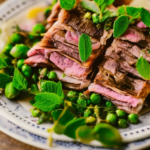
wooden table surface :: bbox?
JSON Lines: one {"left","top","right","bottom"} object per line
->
{"left": 0, "top": 0, "right": 149, "bottom": 150}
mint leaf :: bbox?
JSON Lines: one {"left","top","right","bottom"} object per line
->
{"left": 64, "top": 118, "right": 86, "bottom": 139}
{"left": 80, "top": 0, "right": 100, "bottom": 14}
{"left": 141, "top": 8, "right": 150, "bottom": 27}
{"left": 94, "top": 123, "right": 122, "bottom": 148}
{"left": 54, "top": 107, "right": 75, "bottom": 134}
{"left": 51, "top": 109, "right": 63, "bottom": 121}
{"left": 13, "top": 68, "right": 28, "bottom": 90}
{"left": 0, "top": 73, "right": 12, "bottom": 88}
{"left": 29, "top": 84, "right": 40, "bottom": 95}
{"left": 33, "top": 93, "right": 64, "bottom": 112}
{"left": 79, "top": 33, "right": 92, "bottom": 62}
{"left": 100, "top": 10, "right": 111, "bottom": 23}
{"left": 113, "top": 15, "right": 129, "bottom": 38}
{"left": 60, "top": 0, "right": 76, "bottom": 10}
{"left": 0, "top": 57, "right": 11, "bottom": 70}
{"left": 118, "top": 5, "right": 126, "bottom": 15}
{"left": 126, "top": 7, "right": 142, "bottom": 19}
{"left": 136, "top": 56, "right": 150, "bottom": 80}
{"left": 94, "top": 0, "right": 104, "bottom": 6}
{"left": 41, "top": 81, "right": 64, "bottom": 99}
{"left": 100, "top": 0, "right": 114, "bottom": 13}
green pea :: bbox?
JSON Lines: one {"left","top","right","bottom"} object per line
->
{"left": 77, "top": 99, "right": 87, "bottom": 108}
{"left": 10, "top": 33, "right": 24, "bottom": 44}
{"left": 106, "top": 113, "right": 117, "bottom": 125}
{"left": 2, "top": 44, "right": 13, "bottom": 55}
{"left": 92, "top": 13, "right": 99, "bottom": 23}
{"left": 17, "top": 59, "right": 25, "bottom": 70}
{"left": 84, "top": 12, "right": 92, "bottom": 19}
{"left": 106, "top": 101, "right": 112, "bottom": 108}
{"left": 10, "top": 44, "right": 30, "bottom": 59}
{"left": 32, "top": 24, "right": 46, "bottom": 35}
{"left": 128, "top": 114, "right": 138, "bottom": 124}
{"left": 47, "top": 71, "right": 57, "bottom": 80}
{"left": 22, "top": 64, "right": 32, "bottom": 78}
{"left": 40, "top": 68, "right": 48, "bottom": 78}
{"left": 45, "top": 8, "right": 51, "bottom": 18}
{"left": 118, "top": 118, "right": 128, "bottom": 128}
{"left": 5, "top": 82, "right": 20, "bottom": 99}
{"left": 116, "top": 109, "right": 127, "bottom": 118}
{"left": 90, "top": 93, "right": 101, "bottom": 105}
{"left": 86, "top": 116, "right": 96, "bottom": 125}
{"left": 67, "top": 91, "right": 79, "bottom": 102}
{"left": 87, "top": 99, "right": 91, "bottom": 106}
{"left": 31, "top": 108, "right": 41, "bottom": 117}
{"left": 32, "top": 73, "right": 39, "bottom": 83}
{"left": 84, "top": 109, "right": 93, "bottom": 118}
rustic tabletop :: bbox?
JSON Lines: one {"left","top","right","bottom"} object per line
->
{"left": 0, "top": 0, "right": 149, "bottom": 150}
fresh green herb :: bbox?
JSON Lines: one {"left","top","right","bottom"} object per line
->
{"left": 94, "top": 0, "right": 104, "bottom": 6}
{"left": 64, "top": 118, "right": 86, "bottom": 139}
{"left": 0, "top": 73, "right": 12, "bottom": 88}
{"left": 141, "top": 8, "right": 150, "bottom": 27}
{"left": 0, "top": 57, "right": 11, "bottom": 70}
{"left": 41, "top": 81, "right": 64, "bottom": 99}
{"left": 79, "top": 33, "right": 92, "bottom": 62}
{"left": 76, "top": 125, "right": 95, "bottom": 143}
{"left": 126, "top": 7, "right": 142, "bottom": 19}
{"left": 60, "top": 0, "right": 76, "bottom": 10}
{"left": 94, "top": 123, "right": 122, "bottom": 148}
{"left": 13, "top": 68, "right": 28, "bottom": 90}
{"left": 136, "top": 56, "right": 150, "bottom": 80}
{"left": 29, "top": 84, "right": 40, "bottom": 95}
{"left": 62, "top": 73, "right": 66, "bottom": 78}
{"left": 80, "top": 0, "right": 100, "bottom": 14}
{"left": 33, "top": 93, "right": 64, "bottom": 112}
{"left": 113, "top": 15, "right": 129, "bottom": 38}
{"left": 51, "top": 109, "right": 63, "bottom": 121}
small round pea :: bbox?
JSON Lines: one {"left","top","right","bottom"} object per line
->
{"left": 116, "top": 109, "right": 127, "bottom": 118}
{"left": 90, "top": 93, "right": 101, "bottom": 105}
{"left": 32, "top": 73, "right": 39, "bottom": 83}
{"left": 106, "top": 113, "right": 117, "bottom": 125}
{"left": 5, "top": 82, "right": 20, "bottom": 99}
{"left": 84, "top": 109, "right": 92, "bottom": 118}
{"left": 106, "top": 101, "right": 113, "bottom": 108}
{"left": 47, "top": 71, "right": 57, "bottom": 80}
{"left": 128, "top": 114, "right": 138, "bottom": 124}
{"left": 77, "top": 99, "right": 87, "bottom": 108}
{"left": 86, "top": 116, "right": 96, "bottom": 125}
{"left": 10, "top": 44, "right": 30, "bottom": 59}
{"left": 22, "top": 64, "right": 32, "bottom": 78}
{"left": 2, "top": 44, "right": 13, "bottom": 55}
{"left": 31, "top": 108, "right": 41, "bottom": 117}
{"left": 17, "top": 59, "right": 25, "bottom": 70}
{"left": 92, "top": 13, "right": 99, "bottom": 23}
{"left": 32, "top": 24, "right": 46, "bottom": 35}
{"left": 67, "top": 91, "right": 79, "bottom": 102}
{"left": 118, "top": 118, "right": 128, "bottom": 128}
{"left": 10, "top": 33, "right": 24, "bottom": 44}
{"left": 40, "top": 68, "right": 48, "bottom": 78}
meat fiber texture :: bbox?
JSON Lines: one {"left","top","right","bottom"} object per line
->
{"left": 88, "top": 26, "right": 150, "bottom": 114}
{"left": 25, "top": 2, "right": 113, "bottom": 90}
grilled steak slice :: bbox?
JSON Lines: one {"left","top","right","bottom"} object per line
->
{"left": 53, "top": 70, "right": 91, "bottom": 90}
{"left": 88, "top": 83, "right": 143, "bottom": 114}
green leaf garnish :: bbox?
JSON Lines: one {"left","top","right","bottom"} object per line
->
{"left": 0, "top": 56, "right": 11, "bottom": 70}
{"left": 94, "top": 0, "right": 104, "bottom": 6}
{"left": 13, "top": 68, "right": 28, "bottom": 90}
{"left": 60, "top": 0, "right": 76, "bottom": 10}
{"left": 51, "top": 109, "right": 63, "bottom": 121}
{"left": 141, "top": 8, "right": 150, "bottom": 27}
{"left": 29, "top": 84, "right": 40, "bottom": 95}
{"left": 76, "top": 125, "right": 95, "bottom": 143}
{"left": 126, "top": 7, "right": 142, "bottom": 19}
{"left": 136, "top": 56, "right": 150, "bottom": 80}
{"left": 41, "top": 81, "right": 64, "bottom": 99}
{"left": 113, "top": 15, "right": 129, "bottom": 38}
{"left": 64, "top": 118, "right": 86, "bottom": 139}
{"left": 80, "top": 0, "right": 100, "bottom": 14}
{"left": 79, "top": 33, "right": 92, "bottom": 62}
{"left": 94, "top": 123, "right": 122, "bottom": 148}
{"left": 0, "top": 73, "right": 12, "bottom": 88}
{"left": 33, "top": 93, "right": 64, "bottom": 112}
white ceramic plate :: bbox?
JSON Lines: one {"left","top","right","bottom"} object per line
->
{"left": 1, "top": 0, "right": 150, "bottom": 149}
